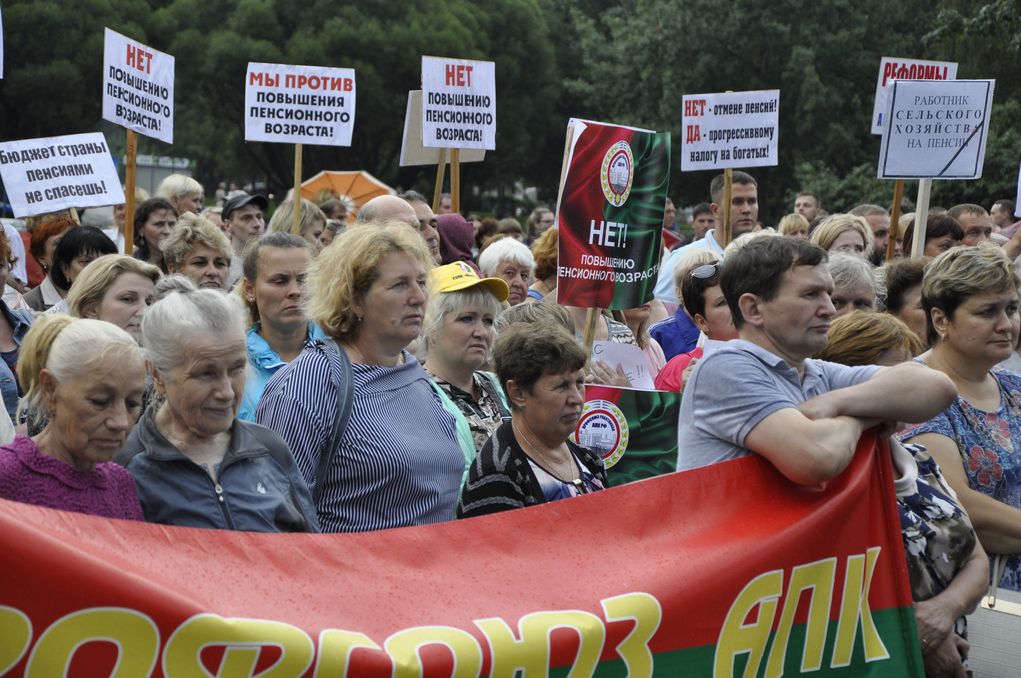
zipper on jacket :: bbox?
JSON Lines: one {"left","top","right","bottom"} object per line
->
{"left": 208, "top": 477, "right": 236, "bottom": 530}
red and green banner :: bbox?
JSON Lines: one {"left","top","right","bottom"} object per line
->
{"left": 0, "top": 432, "right": 921, "bottom": 677}
{"left": 574, "top": 385, "right": 681, "bottom": 486}
{"left": 556, "top": 119, "right": 670, "bottom": 310}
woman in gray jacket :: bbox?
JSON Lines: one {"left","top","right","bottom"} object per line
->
{"left": 117, "top": 276, "right": 318, "bottom": 532}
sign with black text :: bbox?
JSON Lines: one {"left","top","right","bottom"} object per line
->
{"left": 102, "top": 28, "right": 174, "bottom": 144}
{"left": 871, "top": 57, "right": 957, "bottom": 134}
{"left": 0, "top": 133, "right": 124, "bottom": 217}
{"left": 878, "top": 79, "right": 994, "bottom": 180}
{"left": 556, "top": 119, "right": 670, "bottom": 309}
{"left": 421, "top": 56, "right": 495, "bottom": 150}
{"left": 681, "top": 90, "right": 779, "bottom": 171}
{"left": 245, "top": 62, "right": 356, "bottom": 145}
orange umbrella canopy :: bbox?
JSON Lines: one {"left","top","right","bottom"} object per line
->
{"left": 300, "top": 170, "right": 394, "bottom": 221}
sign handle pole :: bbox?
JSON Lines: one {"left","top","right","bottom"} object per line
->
{"left": 124, "top": 129, "right": 138, "bottom": 255}
{"left": 720, "top": 168, "right": 733, "bottom": 248}
{"left": 887, "top": 179, "right": 904, "bottom": 261}
{"left": 582, "top": 307, "right": 601, "bottom": 361}
{"left": 911, "top": 179, "right": 932, "bottom": 259}
{"left": 292, "top": 143, "right": 303, "bottom": 235}
{"left": 451, "top": 149, "right": 461, "bottom": 214}
{"left": 432, "top": 149, "right": 447, "bottom": 213}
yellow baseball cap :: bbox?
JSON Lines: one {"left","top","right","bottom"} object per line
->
{"left": 428, "top": 262, "right": 510, "bottom": 302}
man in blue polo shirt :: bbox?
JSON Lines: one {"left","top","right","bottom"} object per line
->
{"left": 677, "top": 237, "right": 956, "bottom": 486}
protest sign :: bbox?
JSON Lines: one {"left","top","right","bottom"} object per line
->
{"left": 590, "top": 341, "right": 655, "bottom": 389}
{"left": 0, "top": 133, "right": 123, "bottom": 217}
{"left": 102, "top": 28, "right": 175, "bottom": 144}
{"left": 0, "top": 432, "right": 923, "bottom": 676}
{"left": 878, "top": 79, "right": 995, "bottom": 180}
{"left": 244, "top": 62, "right": 356, "bottom": 146}
{"left": 680, "top": 89, "right": 780, "bottom": 171}
{"left": 400, "top": 90, "right": 486, "bottom": 166}
{"left": 871, "top": 57, "right": 957, "bottom": 134}
{"left": 574, "top": 385, "right": 680, "bottom": 484}
{"left": 421, "top": 56, "right": 496, "bottom": 151}
{"left": 556, "top": 119, "right": 670, "bottom": 310}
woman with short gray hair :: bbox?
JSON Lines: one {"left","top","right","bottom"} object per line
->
{"left": 116, "top": 275, "right": 319, "bottom": 532}
{"left": 478, "top": 237, "right": 534, "bottom": 306}
{"left": 828, "top": 253, "right": 878, "bottom": 319}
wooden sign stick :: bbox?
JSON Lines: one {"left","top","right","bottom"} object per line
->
{"left": 887, "top": 179, "right": 904, "bottom": 261}
{"left": 451, "top": 149, "right": 461, "bottom": 213}
{"left": 432, "top": 148, "right": 447, "bottom": 212}
{"left": 911, "top": 179, "right": 932, "bottom": 259}
{"left": 124, "top": 130, "right": 138, "bottom": 255}
{"left": 720, "top": 168, "right": 733, "bottom": 247}
{"left": 292, "top": 144, "right": 303, "bottom": 234}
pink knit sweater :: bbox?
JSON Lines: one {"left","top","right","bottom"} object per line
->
{"left": 0, "top": 435, "right": 143, "bottom": 520}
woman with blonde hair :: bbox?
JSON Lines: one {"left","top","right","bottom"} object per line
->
{"left": 816, "top": 312, "right": 923, "bottom": 366}
{"left": 257, "top": 223, "right": 474, "bottom": 532}
{"left": 156, "top": 174, "right": 204, "bottom": 215}
{"left": 266, "top": 198, "right": 328, "bottom": 254}
{"left": 809, "top": 214, "right": 874, "bottom": 259}
{"left": 160, "top": 213, "right": 234, "bottom": 290}
{"left": 66, "top": 254, "right": 160, "bottom": 344}
{"left": 776, "top": 213, "right": 810, "bottom": 239}
{"left": 1, "top": 315, "right": 145, "bottom": 519}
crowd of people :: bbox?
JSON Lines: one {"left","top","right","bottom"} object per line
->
{"left": 0, "top": 168, "right": 1019, "bottom": 676}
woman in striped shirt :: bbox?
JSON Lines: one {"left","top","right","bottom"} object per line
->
{"left": 257, "top": 223, "right": 474, "bottom": 532}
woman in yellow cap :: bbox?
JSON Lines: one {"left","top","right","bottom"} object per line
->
{"left": 423, "top": 262, "right": 511, "bottom": 454}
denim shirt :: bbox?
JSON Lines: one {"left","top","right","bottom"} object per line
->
{"left": 0, "top": 302, "right": 33, "bottom": 419}
{"left": 238, "top": 322, "right": 327, "bottom": 422}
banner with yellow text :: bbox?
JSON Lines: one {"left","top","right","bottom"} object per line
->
{"left": 0, "top": 433, "right": 922, "bottom": 677}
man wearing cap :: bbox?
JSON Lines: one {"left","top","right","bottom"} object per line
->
{"left": 422, "top": 262, "right": 511, "bottom": 454}
{"left": 223, "top": 192, "right": 268, "bottom": 288}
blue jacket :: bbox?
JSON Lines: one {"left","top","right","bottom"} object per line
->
{"left": 238, "top": 322, "right": 327, "bottom": 422}
{"left": 0, "top": 302, "right": 33, "bottom": 419}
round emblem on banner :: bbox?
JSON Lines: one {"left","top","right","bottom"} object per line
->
{"left": 573, "top": 400, "right": 630, "bottom": 469}
{"left": 600, "top": 141, "right": 634, "bottom": 207}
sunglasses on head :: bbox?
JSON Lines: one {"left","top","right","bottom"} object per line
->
{"left": 690, "top": 262, "right": 721, "bottom": 279}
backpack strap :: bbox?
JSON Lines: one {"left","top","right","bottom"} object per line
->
{"left": 312, "top": 338, "right": 353, "bottom": 504}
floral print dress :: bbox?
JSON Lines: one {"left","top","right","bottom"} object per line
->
{"left": 902, "top": 369, "right": 1021, "bottom": 592}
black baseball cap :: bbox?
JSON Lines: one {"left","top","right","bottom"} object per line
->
{"left": 222, "top": 193, "right": 268, "bottom": 220}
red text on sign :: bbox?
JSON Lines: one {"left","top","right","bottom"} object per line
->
{"left": 685, "top": 99, "right": 707, "bottom": 117}
{"left": 445, "top": 64, "right": 474, "bottom": 87}
{"left": 125, "top": 45, "right": 153, "bottom": 74}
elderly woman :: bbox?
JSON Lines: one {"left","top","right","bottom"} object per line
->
{"left": 27, "top": 226, "right": 118, "bottom": 313}
{"left": 422, "top": 262, "right": 510, "bottom": 454}
{"left": 903, "top": 214, "right": 963, "bottom": 257}
{"left": 160, "top": 213, "right": 234, "bottom": 290}
{"left": 828, "top": 253, "right": 878, "bottom": 319}
{"left": 817, "top": 309, "right": 989, "bottom": 676}
{"left": 526, "top": 227, "right": 558, "bottom": 301}
{"left": 457, "top": 324, "right": 606, "bottom": 517}
{"left": 66, "top": 254, "right": 160, "bottom": 344}
{"left": 257, "top": 223, "right": 473, "bottom": 532}
{"left": 0, "top": 315, "right": 144, "bottom": 519}
{"left": 809, "top": 213, "right": 874, "bottom": 259}
{"left": 116, "top": 276, "right": 318, "bottom": 532}
{"left": 902, "top": 244, "right": 1021, "bottom": 597}
{"left": 266, "top": 198, "right": 328, "bottom": 254}
{"left": 879, "top": 257, "right": 930, "bottom": 348}
{"left": 132, "top": 197, "right": 177, "bottom": 273}
{"left": 156, "top": 173, "right": 204, "bottom": 215}
{"left": 238, "top": 233, "right": 325, "bottom": 421}
{"left": 479, "top": 236, "right": 534, "bottom": 306}
{"left": 527, "top": 207, "right": 555, "bottom": 242}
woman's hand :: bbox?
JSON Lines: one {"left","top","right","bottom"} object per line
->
{"left": 921, "top": 633, "right": 968, "bottom": 678}
{"left": 587, "top": 360, "right": 630, "bottom": 387}
{"left": 680, "top": 358, "right": 699, "bottom": 389}
{"left": 913, "top": 597, "right": 956, "bottom": 655}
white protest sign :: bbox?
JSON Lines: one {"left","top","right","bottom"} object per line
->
{"left": 590, "top": 341, "right": 655, "bottom": 390}
{"left": 681, "top": 90, "right": 779, "bottom": 171}
{"left": 0, "top": 133, "right": 124, "bottom": 217}
{"left": 878, "top": 79, "right": 994, "bottom": 180}
{"left": 245, "top": 62, "right": 356, "bottom": 146}
{"left": 871, "top": 57, "right": 957, "bottom": 135}
{"left": 1015, "top": 163, "right": 1021, "bottom": 217}
{"left": 421, "top": 56, "right": 495, "bottom": 150}
{"left": 400, "top": 90, "right": 486, "bottom": 166}
{"left": 102, "top": 28, "right": 174, "bottom": 144}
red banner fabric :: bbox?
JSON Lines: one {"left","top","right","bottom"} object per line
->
{"left": 0, "top": 432, "right": 921, "bottom": 676}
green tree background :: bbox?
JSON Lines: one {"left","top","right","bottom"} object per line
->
{"left": 0, "top": 0, "right": 1018, "bottom": 221}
